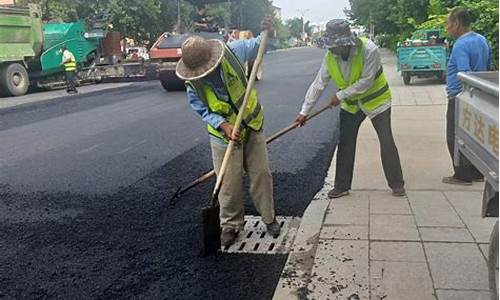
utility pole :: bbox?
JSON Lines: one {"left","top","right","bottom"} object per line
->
{"left": 224, "top": 0, "right": 231, "bottom": 31}
{"left": 176, "top": 0, "right": 181, "bottom": 34}
{"left": 368, "top": 6, "right": 374, "bottom": 40}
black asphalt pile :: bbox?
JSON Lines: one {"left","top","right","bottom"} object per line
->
{"left": 0, "top": 137, "right": 336, "bottom": 299}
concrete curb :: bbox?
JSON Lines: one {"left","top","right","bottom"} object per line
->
{"left": 272, "top": 155, "right": 335, "bottom": 300}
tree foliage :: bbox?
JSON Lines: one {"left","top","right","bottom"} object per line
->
{"left": 15, "top": 0, "right": 278, "bottom": 45}
{"left": 284, "top": 17, "right": 312, "bottom": 39}
{"left": 347, "top": 0, "right": 498, "bottom": 65}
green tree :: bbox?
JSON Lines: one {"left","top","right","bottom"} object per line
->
{"left": 347, "top": 0, "right": 498, "bottom": 65}
{"left": 230, "top": 0, "right": 273, "bottom": 34}
{"left": 285, "top": 17, "right": 312, "bottom": 38}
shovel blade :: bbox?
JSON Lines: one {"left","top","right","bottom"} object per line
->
{"left": 200, "top": 205, "right": 221, "bottom": 256}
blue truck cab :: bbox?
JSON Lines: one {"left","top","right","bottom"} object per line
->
{"left": 397, "top": 29, "right": 449, "bottom": 85}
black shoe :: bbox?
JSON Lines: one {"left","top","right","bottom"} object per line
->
{"left": 221, "top": 227, "right": 238, "bottom": 247}
{"left": 442, "top": 176, "right": 472, "bottom": 186}
{"left": 392, "top": 187, "right": 406, "bottom": 197}
{"left": 266, "top": 220, "right": 281, "bottom": 238}
{"left": 328, "top": 189, "right": 349, "bottom": 199}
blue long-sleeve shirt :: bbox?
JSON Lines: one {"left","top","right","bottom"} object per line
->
{"left": 446, "top": 32, "right": 492, "bottom": 97}
{"left": 187, "top": 35, "right": 262, "bottom": 130}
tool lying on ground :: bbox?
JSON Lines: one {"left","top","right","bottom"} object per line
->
{"left": 170, "top": 104, "right": 331, "bottom": 206}
{"left": 201, "top": 29, "right": 270, "bottom": 256}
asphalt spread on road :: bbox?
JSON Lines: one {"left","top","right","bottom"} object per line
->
{"left": 1, "top": 135, "right": 336, "bottom": 299}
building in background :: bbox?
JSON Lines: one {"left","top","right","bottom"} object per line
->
{"left": 273, "top": 5, "right": 282, "bottom": 21}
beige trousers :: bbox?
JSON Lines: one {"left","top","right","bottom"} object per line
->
{"left": 210, "top": 130, "right": 275, "bottom": 230}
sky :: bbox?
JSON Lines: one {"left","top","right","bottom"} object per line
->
{"left": 272, "top": 0, "right": 350, "bottom": 25}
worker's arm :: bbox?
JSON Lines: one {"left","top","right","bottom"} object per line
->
{"left": 300, "top": 58, "right": 331, "bottom": 116}
{"left": 187, "top": 86, "right": 225, "bottom": 129}
{"left": 294, "top": 58, "right": 333, "bottom": 126}
{"left": 227, "top": 35, "right": 261, "bottom": 65}
{"left": 227, "top": 17, "right": 273, "bottom": 64}
{"left": 187, "top": 86, "right": 239, "bottom": 140}
{"left": 193, "top": 21, "right": 209, "bottom": 29}
{"left": 61, "top": 51, "right": 67, "bottom": 65}
{"left": 336, "top": 39, "right": 381, "bottom": 101}
{"left": 454, "top": 44, "right": 472, "bottom": 72}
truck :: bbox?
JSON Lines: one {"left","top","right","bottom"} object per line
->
{"left": 0, "top": 4, "right": 151, "bottom": 97}
{"left": 396, "top": 29, "right": 448, "bottom": 85}
{"left": 454, "top": 71, "right": 499, "bottom": 300}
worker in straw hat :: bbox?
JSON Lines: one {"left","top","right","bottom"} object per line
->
{"left": 295, "top": 19, "right": 406, "bottom": 199}
{"left": 176, "top": 17, "right": 280, "bottom": 247}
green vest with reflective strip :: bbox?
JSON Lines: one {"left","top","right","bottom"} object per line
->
{"left": 63, "top": 51, "right": 77, "bottom": 72}
{"left": 186, "top": 46, "right": 264, "bottom": 143}
{"left": 325, "top": 37, "right": 391, "bottom": 114}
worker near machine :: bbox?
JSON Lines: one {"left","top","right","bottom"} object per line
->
{"left": 295, "top": 19, "right": 406, "bottom": 198}
{"left": 175, "top": 17, "right": 280, "bottom": 247}
{"left": 192, "top": 4, "right": 215, "bottom": 32}
{"left": 442, "top": 7, "right": 492, "bottom": 185}
{"left": 60, "top": 45, "right": 78, "bottom": 94}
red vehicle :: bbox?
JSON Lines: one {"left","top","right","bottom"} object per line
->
{"left": 149, "top": 0, "right": 264, "bottom": 91}
{"left": 150, "top": 31, "right": 224, "bottom": 91}
{"left": 150, "top": 30, "right": 264, "bottom": 91}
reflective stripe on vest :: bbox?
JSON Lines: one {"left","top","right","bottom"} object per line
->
{"left": 325, "top": 37, "right": 391, "bottom": 114}
{"left": 64, "top": 61, "right": 76, "bottom": 72}
{"left": 186, "top": 45, "right": 264, "bottom": 143}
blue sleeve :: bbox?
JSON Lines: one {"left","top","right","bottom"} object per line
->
{"left": 453, "top": 43, "right": 472, "bottom": 72}
{"left": 227, "top": 34, "right": 262, "bottom": 64}
{"left": 187, "top": 86, "right": 226, "bottom": 129}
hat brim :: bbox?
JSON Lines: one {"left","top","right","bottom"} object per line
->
{"left": 176, "top": 39, "right": 225, "bottom": 81}
{"left": 322, "top": 34, "right": 358, "bottom": 48}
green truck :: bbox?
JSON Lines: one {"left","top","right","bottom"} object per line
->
{"left": 0, "top": 4, "right": 148, "bottom": 97}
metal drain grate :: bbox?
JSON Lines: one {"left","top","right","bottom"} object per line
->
{"left": 221, "top": 216, "right": 301, "bottom": 254}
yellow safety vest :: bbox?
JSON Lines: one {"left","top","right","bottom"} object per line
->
{"left": 325, "top": 37, "right": 391, "bottom": 114}
{"left": 186, "top": 45, "right": 264, "bottom": 143}
{"left": 63, "top": 50, "right": 77, "bottom": 72}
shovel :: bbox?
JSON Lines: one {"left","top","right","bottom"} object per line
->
{"left": 200, "top": 30, "right": 270, "bottom": 256}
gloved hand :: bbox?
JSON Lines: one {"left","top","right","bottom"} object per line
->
{"left": 330, "top": 94, "right": 341, "bottom": 107}
{"left": 220, "top": 122, "right": 240, "bottom": 141}
{"left": 295, "top": 114, "right": 307, "bottom": 127}
{"left": 260, "top": 16, "right": 274, "bottom": 32}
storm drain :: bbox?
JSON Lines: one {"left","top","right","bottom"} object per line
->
{"left": 221, "top": 216, "right": 301, "bottom": 255}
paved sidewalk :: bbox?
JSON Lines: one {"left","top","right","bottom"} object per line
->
{"left": 273, "top": 49, "right": 497, "bottom": 300}
{"left": 0, "top": 82, "right": 134, "bottom": 111}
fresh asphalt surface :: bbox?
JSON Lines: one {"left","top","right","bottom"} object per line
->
{"left": 0, "top": 48, "right": 339, "bottom": 299}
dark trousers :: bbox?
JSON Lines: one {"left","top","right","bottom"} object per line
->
{"left": 446, "top": 96, "right": 482, "bottom": 181}
{"left": 65, "top": 71, "right": 78, "bottom": 93}
{"left": 334, "top": 108, "right": 405, "bottom": 191}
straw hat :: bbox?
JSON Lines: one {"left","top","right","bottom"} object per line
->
{"left": 176, "top": 36, "right": 225, "bottom": 81}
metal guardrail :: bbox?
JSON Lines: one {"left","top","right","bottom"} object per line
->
{"left": 458, "top": 72, "right": 499, "bottom": 98}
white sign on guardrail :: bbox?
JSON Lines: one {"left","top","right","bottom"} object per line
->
{"left": 459, "top": 102, "right": 499, "bottom": 159}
